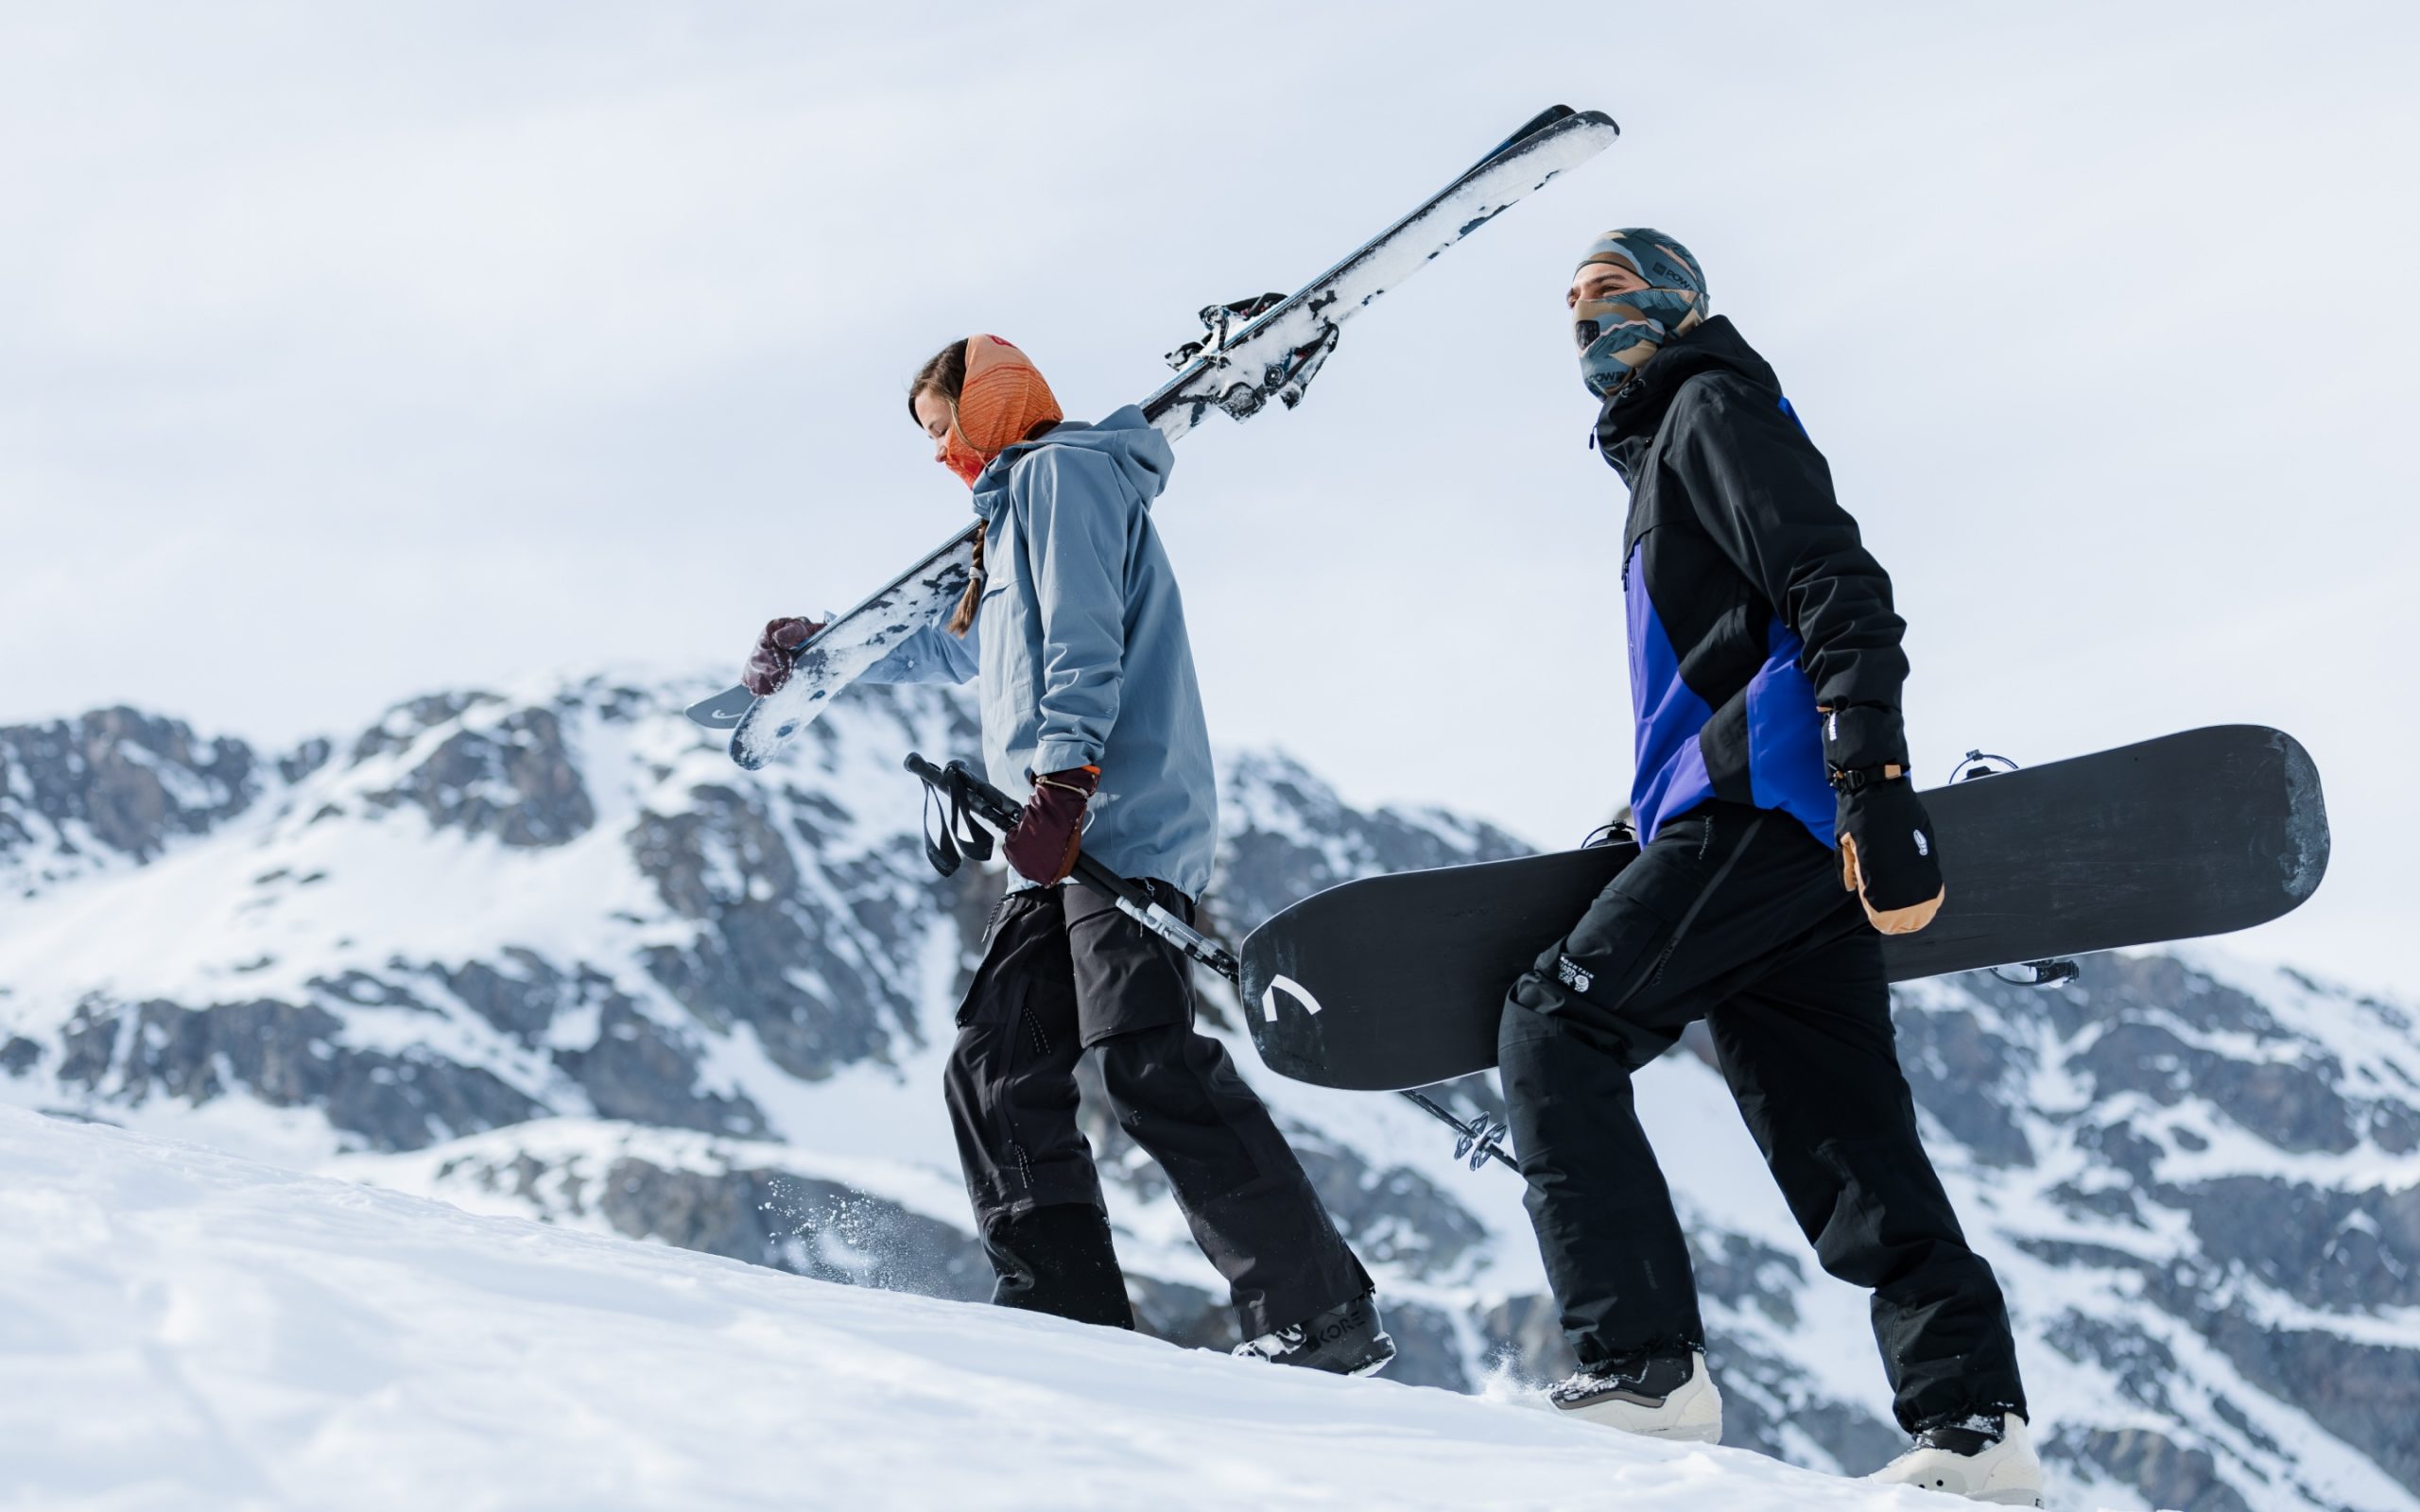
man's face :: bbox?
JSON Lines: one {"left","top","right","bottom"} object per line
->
{"left": 1567, "top": 260, "right": 1650, "bottom": 311}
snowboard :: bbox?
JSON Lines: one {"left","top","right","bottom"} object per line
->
{"left": 686, "top": 103, "right": 1621, "bottom": 767}
{"left": 1240, "top": 725, "right": 2331, "bottom": 1092}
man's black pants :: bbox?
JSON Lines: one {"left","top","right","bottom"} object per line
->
{"left": 1497, "top": 800, "right": 2028, "bottom": 1433}
{"left": 945, "top": 879, "right": 1369, "bottom": 1337}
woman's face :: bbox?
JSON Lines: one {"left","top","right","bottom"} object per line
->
{"left": 912, "top": 386, "right": 956, "bottom": 465}
{"left": 1567, "top": 260, "right": 1650, "bottom": 309}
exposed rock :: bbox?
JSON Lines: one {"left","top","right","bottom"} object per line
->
{"left": 2052, "top": 1426, "right": 2254, "bottom": 1512}
{"left": 1374, "top": 1300, "right": 1472, "bottom": 1392}
{"left": 278, "top": 737, "right": 333, "bottom": 785}
{"left": 1126, "top": 1273, "right": 1233, "bottom": 1349}
{"left": 0, "top": 708, "right": 258, "bottom": 880}
{"left": 1210, "top": 751, "right": 1530, "bottom": 935}
{"left": 1891, "top": 1004, "right": 2035, "bottom": 1167}
{"left": 2041, "top": 1313, "right": 2183, "bottom": 1418}
{"left": 553, "top": 995, "right": 768, "bottom": 1138}
{"left": 441, "top": 949, "right": 575, "bottom": 1045}
{"left": 2171, "top": 1176, "right": 2420, "bottom": 1312}
{"left": 1289, "top": 1137, "right": 1492, "bottom": 1282}
{"left": 56, "top": 995, "right": 544, "bottom": 1150}
{"left": 630, "top": 787, "right": 937, "bottom": 1080}
{"left": 598, "top": 1158, "right": 994, "bottom": 1303}
{"left": 362, "top": 705, "right": 596, "bottom": 848}
{"left": 1478, "top": 1293, "right": 1576, "bottom": 1384}
{"left": 1706, "top": 1335, "right": 1905, "bottom": 1471}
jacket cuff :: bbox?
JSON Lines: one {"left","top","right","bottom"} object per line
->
{"left": 1033, "top": 739, "right": 1102, "bottom": 776}
{"left": 1822, "top": 703, "right": 1910, "bottom": 774}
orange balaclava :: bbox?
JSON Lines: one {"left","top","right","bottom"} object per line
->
{"left": 941, "top": 335, "right": 1063, "bottom": 486}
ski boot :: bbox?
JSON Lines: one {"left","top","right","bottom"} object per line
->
{"left": 1233, "top": 1291, "right": 1396, "bottom": 1377}
{"left": 1867, "top": 1413, "right": 2045, "bottom": 1507}
{"left": 1547, "top": 1349, "right": 1722, "bottom": 1443}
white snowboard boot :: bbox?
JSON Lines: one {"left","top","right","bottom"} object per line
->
{"left": 1547, "top": 1349, "right": 1722, "bottom": 1443}
{"left": 1868, "top": 1413, "right": 2046, "bottom": 1506}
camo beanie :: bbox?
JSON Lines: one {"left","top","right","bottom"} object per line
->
{"left": 1572, "top": 229, "right": 1708, "bottom": 399}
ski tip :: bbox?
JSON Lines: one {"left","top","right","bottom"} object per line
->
{"left": 683, "top": 684, "right": 758, "bottom": 731}
{"left": 1481, "top": 106, "right": 1575, "bottom": 163}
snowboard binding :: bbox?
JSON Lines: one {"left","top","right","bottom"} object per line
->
{"left": 1954, "top": 750, "right": 2083, "bottom": 989}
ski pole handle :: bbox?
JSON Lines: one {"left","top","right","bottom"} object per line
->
{"left": 902, "top": 752, "right": 1242, "bottom": 981}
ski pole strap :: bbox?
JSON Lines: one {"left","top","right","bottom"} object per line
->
{"left": 918, "top": 780, "right": 960, "bottom": 877}
{"left": 908, "top": 753, "right": 995, "bottom": 878}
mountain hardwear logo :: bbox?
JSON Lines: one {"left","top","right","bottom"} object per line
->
{"left": 1557, "top": 955, "right": 1594, "bottom": 994}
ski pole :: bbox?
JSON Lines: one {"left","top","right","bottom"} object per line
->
{"left": 904, "top": 752, "right": 1517, "bottom": 1174}
{"left": 904, "top": 753, "right": 1239, "bottom": 978}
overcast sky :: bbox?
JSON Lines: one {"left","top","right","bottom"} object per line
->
{"left": 5, "top": 2, "right": 2416, "bottom": 991}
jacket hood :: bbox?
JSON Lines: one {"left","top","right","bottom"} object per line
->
{"left": 972, "top": 404, "right": 1174, "bottom": 524}
{"left": 1594, "top": 316, "right": 1783, "bottom": 482}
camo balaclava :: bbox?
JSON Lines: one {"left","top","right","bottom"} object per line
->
{"left": 1572, "top": 228, "right": 1708, "bottom": 399}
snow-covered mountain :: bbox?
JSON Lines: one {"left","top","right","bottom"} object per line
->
{"left": 1, "top": 1103, "right": 1993, "bottom": 1511}
{"left": 2, "top": 679, "right": 2414, "bottom": 1511}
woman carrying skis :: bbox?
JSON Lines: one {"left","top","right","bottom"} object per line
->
{"left": 1498, "top": 232, "right": 2042, "bottom": 1505}
{"left": 741, "top": 335, "right": 1391, "bottom": 1374}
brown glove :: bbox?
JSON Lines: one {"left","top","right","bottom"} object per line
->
{"left": 1834, "top": 770, "right": 1945, "bottom": 935}
{"left": 742, "top": 617, "right": 823, "bottom": 697}
{"left": 1002, "top": 765, "right": 1099, "bottom": 885}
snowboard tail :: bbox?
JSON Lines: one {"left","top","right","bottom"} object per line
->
{"left": 1241, "top": 726, "right": 2329, "bottom": 1092}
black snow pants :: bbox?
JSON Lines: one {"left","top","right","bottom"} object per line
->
{"left": 944, "top": 879, "right": 1370, "bottom": 1337}
{"left": 1497, "top": 799, "right": 2028, "bottom": 1433}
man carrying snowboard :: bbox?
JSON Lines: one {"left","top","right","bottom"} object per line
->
{"left": 1502, "top": 231, "right": 2040, "bottom": 1504}
{"left": 741, "top": 335, "right": 1392, "bottom": 1375}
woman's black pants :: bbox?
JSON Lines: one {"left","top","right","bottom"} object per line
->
{"left": 945, "top": 879, "right": 1369, "bottom": 1337}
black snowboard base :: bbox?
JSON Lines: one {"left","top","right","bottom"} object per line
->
{"left": 1240, "top": 725, "right": 2329, "bottom": 1091}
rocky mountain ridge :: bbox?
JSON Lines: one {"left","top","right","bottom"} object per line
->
{"left": 3, "top": 679, "right": 2415, "bottom": 1511}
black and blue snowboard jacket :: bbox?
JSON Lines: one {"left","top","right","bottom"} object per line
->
{"left": 1598, "top": 316, "right": 1911, "bottom": 850}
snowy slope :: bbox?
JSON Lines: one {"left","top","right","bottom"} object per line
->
{"left": 3, "top": 678, "right": 2417, "bottom": 1511}
{"left": 0, "top": 1104, "right": 1983, "bottom": 1512}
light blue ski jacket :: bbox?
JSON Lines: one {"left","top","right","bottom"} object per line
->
{"left": 858, "top": 406, "right": 1219, "bottom": 899}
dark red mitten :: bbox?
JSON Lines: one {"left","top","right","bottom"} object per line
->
{"left": 742, "top": 617, "right": 822, "bottom": 697}
{"left": 1002, "top": 765, "right": 1100, "bottom": 884}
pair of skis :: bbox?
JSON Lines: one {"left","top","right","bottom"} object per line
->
{"left": 685, "top": 104, "right": 1621, "bottom": 766}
